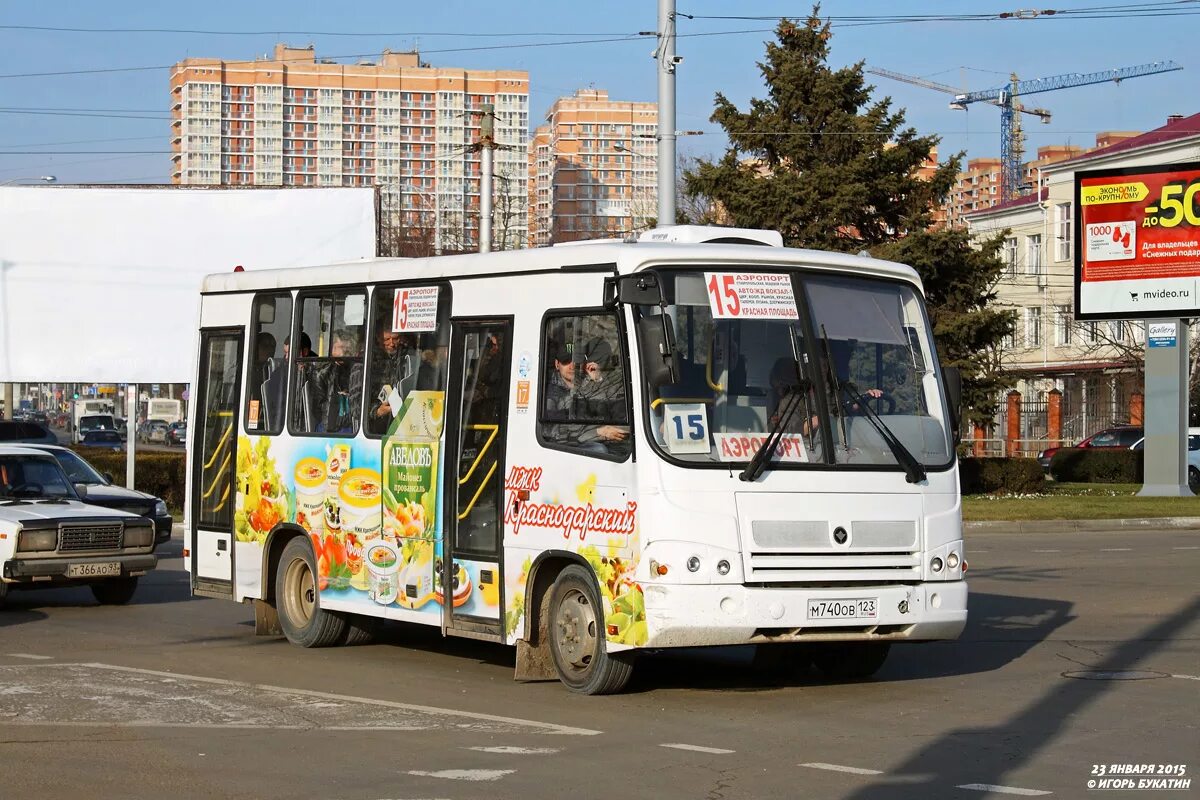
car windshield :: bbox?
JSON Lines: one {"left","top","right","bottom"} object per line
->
{"left": 636, "top": 269, "right": 952, "bottom": 470}
{"left": 52, "top": 449, "right": 106, "bottom": 485}
{"left": 79, "top": 415, "right": 111, "bottom": 431}
{"left": 0, "top": 454, "right": 75, "bottom": 499}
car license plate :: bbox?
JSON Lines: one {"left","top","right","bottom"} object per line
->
{"left": 67, "top": 562, "right": 121, "bottom": 578}
{"left": 807, "top": 598, "right": 878, "bottom": 620}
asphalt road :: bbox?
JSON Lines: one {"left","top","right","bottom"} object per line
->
{"left": 1, "top": 528, "right": 1197, "bottom": 800}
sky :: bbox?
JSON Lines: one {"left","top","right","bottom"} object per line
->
{"left": 0, "top": 0, "right": 1195, "bottom": 184}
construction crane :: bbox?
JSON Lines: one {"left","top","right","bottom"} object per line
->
{"left": 869, "top": 61, "right": 1183, "bottom": 201}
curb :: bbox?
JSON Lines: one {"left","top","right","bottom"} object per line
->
{"left": 965, "top": 517, "right": 1200, "bottom": 533}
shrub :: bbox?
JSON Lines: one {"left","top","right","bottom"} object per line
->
{"left": 1049, "top": 448, "right": 1143, "bottom": 484}
{"left": 959, "top": 457, "right": 1045, "bottom": 495}
{"left": 70, "top": 447, "right": 186, "bottom": 509}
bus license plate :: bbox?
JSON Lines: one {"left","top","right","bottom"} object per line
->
{"left": 67, "top": 562, "right": 121, "bottom": 578}
{"left": 807, "top": 598, "right": 877, "bottom": 620}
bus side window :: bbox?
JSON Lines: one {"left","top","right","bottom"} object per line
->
{"left": 289, "top": 289, "right": 367, "bottom": 436}
{"left": 363, "top": 284, "right": 451, "bottom": 438}
{"left": 246, "top": 293, "right": 293, "bottom": 434}
{"left": 538, "top": 311, "right": 631, "bottom": 460}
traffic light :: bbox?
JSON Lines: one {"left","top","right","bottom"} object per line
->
{"left": 72, "top": 392, "right": 79, "bottom": 399}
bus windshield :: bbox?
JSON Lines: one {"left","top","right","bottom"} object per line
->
{"left": 637, "top": 269, "right": 952, "bottom": 471}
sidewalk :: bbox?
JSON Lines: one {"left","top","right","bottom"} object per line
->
{"left": 965, "top": 517, "right": 1200, "bottom": 533}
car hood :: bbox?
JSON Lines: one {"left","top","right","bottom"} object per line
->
{"left": 79, "top": 484, "right": 160, "bottom": 515}
{"left": 0, "top": 499, "right": 144, "bottom": 525}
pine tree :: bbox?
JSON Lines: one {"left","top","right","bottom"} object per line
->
{"left": 684, "top": 8, "right": 1014, "bottom": 425}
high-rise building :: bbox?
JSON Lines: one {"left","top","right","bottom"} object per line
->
{"left": 528, "top": 89, "right": 657, "bottom": 247}
{"left": 171, "top": 44, "right": 530, "bottom": 252}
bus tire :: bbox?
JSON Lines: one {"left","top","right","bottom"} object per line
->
{"left": 547, "top": 564, "right": 634, "bottom": 695}
{"left": 276, "top": 537, "right": 347, "bottom": 648}
{"left": 811, "top": 642, "right": 891, "bottom": 681}
{"left": 338, "top": 613, "right": 380, "bottom": 646}
{"left": 91, "top": 577, "right": 138, "bottom": 606}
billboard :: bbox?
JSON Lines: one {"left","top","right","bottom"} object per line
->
{"left": 0, "top": 186, "right": 376, "bottom": 383}
{"left": 1075, "top": 162, "right": 1200, "bottom": 320}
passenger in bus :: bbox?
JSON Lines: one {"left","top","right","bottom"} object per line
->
{"left": 283, "top": 332, "right": 313, "bottom": 360}
{"left": 368, "top": 329, "right": 416, "bottom": 431}
{"left": 543, "top": 339, "right": 629, "bottom": 454}
{"left": 308, "top": 330, "right": 363, "bottom": 434}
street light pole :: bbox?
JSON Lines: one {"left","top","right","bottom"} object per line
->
{"left": 656, "top": 0, "right": 677, "bottom": 227}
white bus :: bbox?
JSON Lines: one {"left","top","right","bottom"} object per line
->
{"left": 185, "top": 226, "right": 967, "bottom": 694}
{"left": 144, "top": 398, "right": 183, "bottom": 425}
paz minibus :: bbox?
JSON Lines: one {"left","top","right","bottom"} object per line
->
{"left": 185, "top": 226, "right": 967, "bottom": 694}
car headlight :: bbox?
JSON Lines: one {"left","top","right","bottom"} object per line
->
{"left": 17, "top": 528, "right": 58, "bottom": 552}
{"left": 124, "top": 525, "right": 154, "bottom": 547}
{"left": 154, "top": 500, "right": 168, "bottom": 517}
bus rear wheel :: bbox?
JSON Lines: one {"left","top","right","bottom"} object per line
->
{"left": 548, "top": 565, "right": 634, "bottom": 695}
{"left": 276, "top": 537, "right": 347, "bottom": 648}
{"left": 811, "top": 642, "right": 891, "bottom": 681}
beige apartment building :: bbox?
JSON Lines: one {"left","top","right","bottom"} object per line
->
{"left": 528, "top": 89, "right": 658, "bottom": 247}
{"left": 964, "top": 113, "right": 1199, "bottom": 443}
{"left": 170, "top": 44, "right": 530, "bottom": 251}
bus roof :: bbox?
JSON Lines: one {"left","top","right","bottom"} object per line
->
{"left": 200, "top": 239, "right": 921, "bottom": 295}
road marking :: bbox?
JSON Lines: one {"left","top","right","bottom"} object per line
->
{"left": 1032, "top": 549, "right": 1060, "bottom": 553}
{"left": 799, "top": 763, "right": 883, "bottom": 775}
{"left": 1100, "top": 548, "right": 1132, "bottom": 552}
{"left": 1171, "top": 673, "right": 1200, "bottom": 681}
{"left": 661, "top": 743, "right": 736, "bottom": 754}
{"left": 466, "top": 746, "right": 560, "bottom": 755}
{"left": 956, "top": 783, "right": 1051, "bottom": 796}
{"left": 75, "top": 663, "right": 600, "bottom": 736}
{"left": 1171, "top": 546, "right": 1199, "bottom": 550}
{"left": 5, "top": 654, "right": 52, "bottom": 660}
{"left": 406, "top": 770, "right": 514, "bottom": 781}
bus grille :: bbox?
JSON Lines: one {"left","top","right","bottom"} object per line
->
{"left": 744, "top": 519, "right": 920, "bottom": 583}
{"left": 59, "top": 523, "right": 124, "bottom": 552}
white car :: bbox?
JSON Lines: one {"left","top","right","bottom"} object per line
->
{"left": 1130, "top": 427, "right": 1200, "bottom": 490}
{"left": 0, "top": 445, "right": 157, "bottom": 606}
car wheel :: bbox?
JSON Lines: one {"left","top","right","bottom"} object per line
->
{"left": 547, "top": 564, "right": 635, "bottom": 695}
{"left": 1189, "top": 467, "right": 1199, "bottom": 492}
{"left": 276, "top": 536, "right": 347, "bottom": 648}
{"left": 811, "top": 642, "right": 891, "bottom": 681}
{"left": 91, "top": 577, "right": 139, "bottom": 606}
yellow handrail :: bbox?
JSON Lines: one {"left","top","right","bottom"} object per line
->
{"left": 705, "top": 334, "right": 724, "bottom": 391}
{"left": 202, "top": 450, "right": 231, "bottom": 500}
{"left": 211, "top": 484, "right": 231, "bottom": 514}
{"left": 202, "top": 422, "right": 232, "bottom": 470}
{"left": 458, "top": 423, "right": 498, "bottom": 486}
{"left": 457, "top": 461, "right": 496, "bottom": 521}
{"left": 650, "top": 396, "right": 712, "bottom": 410}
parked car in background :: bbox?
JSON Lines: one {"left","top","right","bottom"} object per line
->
{"left": 24, "top": 444, "right": 173, "bottom": 544}
{"left": 139, "top": 420, "right": 169, "bottom": 444}
{"left": 0, "top": 420, "right": 59, "bottom": 445}
{"left": 166, "top": 422, "right": 187, "bottom": 447}
{"left": 1131, "top": 428, "right": 1200, "bottom": 491}
{"left": 0, "top": 444, "right": 158, "bottom": 606}
{"left": 1037, "top": 425, "right": 1143, "bottom": 471}
{"left": 79, "top": 430, "right": 124, "bottom": 450}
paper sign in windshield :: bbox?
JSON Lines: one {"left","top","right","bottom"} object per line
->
{"left": 704, "top": 273, "right": 798, "bottom": 320}
{"left": 714, "top": 432, "right": 809, "bottom": 463}
{"left": 392, "top": 286, "right": 440, "bottom": 333}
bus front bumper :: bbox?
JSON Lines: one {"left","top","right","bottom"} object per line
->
{"left": 638, "top": 580, "right": 967, "bottom": 649}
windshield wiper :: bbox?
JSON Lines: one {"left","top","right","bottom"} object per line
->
{"left": 838, "top": 381, "right": 926, "bottom": 484}
{"left": 740, "top": 372, "right": 808, "bottom": 482}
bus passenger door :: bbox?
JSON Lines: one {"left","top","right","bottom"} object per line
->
{"left": 190, "top": 328, "right": 243, "bottom": 599}
{"left": 443, "top": 320, "right": 511, "bottom": 638}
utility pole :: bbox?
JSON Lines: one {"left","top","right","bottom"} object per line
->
{"left": 478, "top": 103, "right": 495, "bottom": 253}
{"left": 656, "top": 0, "right": 677, "bottom": 227}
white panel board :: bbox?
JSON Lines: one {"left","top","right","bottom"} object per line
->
{"left": 0, "top": 186, "right": 376, "bottom": 383}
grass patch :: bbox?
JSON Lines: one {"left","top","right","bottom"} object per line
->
{"left": 963, "top": 482, "right": 1200, "bottom": 521}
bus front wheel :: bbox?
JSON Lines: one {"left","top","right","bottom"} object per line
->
{"left": 548, "top": 565, "right": 634, "bottom": 695}
{"left": 276, "top": 536, "right": 347, "bottom": 648}
{"left": 811, "top": 642, "right": 891, "bottom": 681}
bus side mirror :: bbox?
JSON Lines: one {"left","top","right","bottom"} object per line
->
{"left": 605, "top": 274, "right": 665, "bottom": 308}
{"left": 638, "top": 317, "right": 680, "bottom": 389}
{"left": 942, "top": 366, "right": 963, "bottom": 445}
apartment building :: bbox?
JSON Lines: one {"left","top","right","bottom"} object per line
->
{"left": 528, "top": 89, "right": 657, "bottom": 247}
{"left": 170, "top": 44, "right": 530, "bottom": 251}
{"left": 964, "top": 113, "right": 1200, "bottom": 441}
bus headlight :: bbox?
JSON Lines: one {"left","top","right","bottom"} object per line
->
{"left": 930, "top": 556, "right": 944, "bottom": 574}
{"left": 946, "top": 552, "right": 960, "bottom": 570}
{"left": 686, "top": 556, "right": 701, "bottom": 573}
{"left": 716, "top": 560, "right": 731, "bottom": 576}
